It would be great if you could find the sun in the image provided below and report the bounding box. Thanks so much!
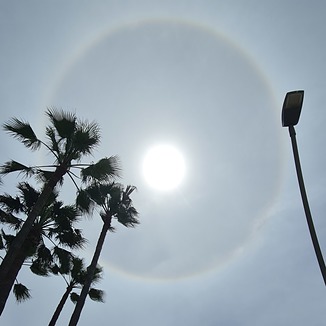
[142,144,186,191]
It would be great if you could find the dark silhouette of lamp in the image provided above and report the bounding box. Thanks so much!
[282,90,326,286]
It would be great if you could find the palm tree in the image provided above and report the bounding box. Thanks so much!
[0,182,86,314]
[0,109,120,313]
[48,256,104,326]
[68,183,139,326]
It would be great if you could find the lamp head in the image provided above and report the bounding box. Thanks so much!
[281,90,304,127]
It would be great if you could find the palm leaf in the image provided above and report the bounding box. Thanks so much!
[3,118,41,150]
[35,169,56,183]
[90,265,103,285]
[70,292,80,304]
[45,125,59,152]
[0,160,35,177]
[51,263,60,275]
[46,108,77,139]
[88,288,104,302]
[76,183,114,212]
[109,183,123,200]
[117,207,139,227]
[111,185,139,227]
[71,122,101,157]
[30,259,51,276]
[29,246,53,276]
[0,193,23,213]
[70,257,86,281]
[75,188,93,214]
[0,209,22,229]
[123,185,137,201]
[53,204,79,225]
[37,244,52,262]
[80,156,121,183]
[17,182,40,211]
[53,228,86,249]
[13,283,31,303]
[53,246,72,274]
[1,230,15,248]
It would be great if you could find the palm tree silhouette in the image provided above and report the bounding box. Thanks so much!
[48,256,104,326]
[68,182,139,326]
[0,109,120,313]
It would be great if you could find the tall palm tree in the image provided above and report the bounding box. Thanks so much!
[0,182,86,314]
[68,183,139,326]
[48,256,104,326]
[0,109,120,313]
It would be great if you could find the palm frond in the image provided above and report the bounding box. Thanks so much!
[1,230,15,248]
[35,169,56,183]
[70,121,101,158]
[17,182,40,211]
[0,160,35,177]
[76,183,115,213]
[3,118,41,150]
[51,263,60,275]
[116,206,139,228]
[29,244,53,275]
[90,265,103,285]
[13,283,31,303]
[70,292,80,304]
[88,288,105,303]
[45,109,101,164]
[108,183,124,201]
[111,185,139,228]
[52,228,86,249]
[36,244,52,262]
[75,188,94,215]
[0,194,23,213]
[0,209,22,229]
[53,246,73,274]
[70,257,86,281]
[123,185,137,200]
[80,156,121,183]
[45,125,59,148]
[30,259,51,276]
[46,108,77,139]
[53,204,79,225]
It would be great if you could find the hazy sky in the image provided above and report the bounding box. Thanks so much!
[1,1,326,325]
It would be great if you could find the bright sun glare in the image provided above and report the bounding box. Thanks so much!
[142,144,186,191]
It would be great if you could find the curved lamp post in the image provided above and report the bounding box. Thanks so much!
[282,90,326,286]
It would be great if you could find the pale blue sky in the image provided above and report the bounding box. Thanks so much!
[1,1,326,325]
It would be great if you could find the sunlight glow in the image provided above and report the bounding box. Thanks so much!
[142,144,186,191]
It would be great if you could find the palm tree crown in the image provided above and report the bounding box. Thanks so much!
[1,109,121,183]
[68,182,139,326]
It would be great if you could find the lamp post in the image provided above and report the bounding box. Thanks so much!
[282,90,326,286]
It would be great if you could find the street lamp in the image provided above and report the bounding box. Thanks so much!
[282,90,326,286]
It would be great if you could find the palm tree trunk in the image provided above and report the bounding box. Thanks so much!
[0,165,67,315]
[0,245,28,315]
[68,217,111,326]
[48,283,74,326]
